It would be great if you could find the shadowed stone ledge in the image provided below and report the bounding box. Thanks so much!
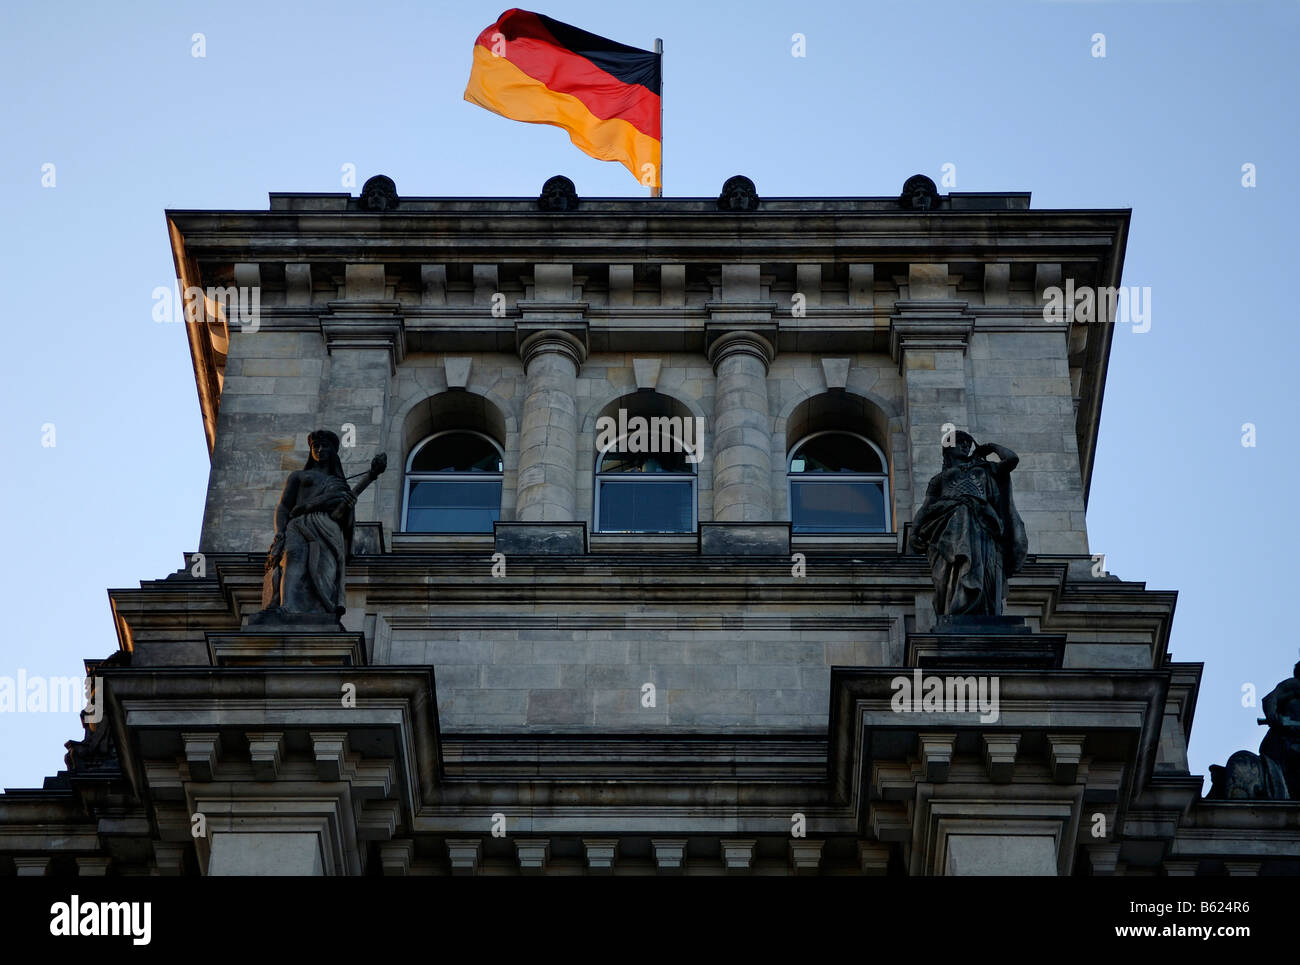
[699,522,791,557]
[494,521,587,555]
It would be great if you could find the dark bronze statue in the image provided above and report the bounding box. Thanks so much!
[910,431,1027,617]
[254,430,386,626]
[1208,664,1300,800]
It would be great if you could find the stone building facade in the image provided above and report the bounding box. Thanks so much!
[2,176,1297,875]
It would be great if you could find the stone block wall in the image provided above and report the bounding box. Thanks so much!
[200,332,328,553]
[380,615,891,732]
[968,331,1088,555]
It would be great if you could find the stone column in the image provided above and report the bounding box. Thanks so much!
[708,330,775,522]
[516,330,585,521]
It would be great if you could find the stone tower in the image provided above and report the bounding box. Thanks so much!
[2,175,1294,876]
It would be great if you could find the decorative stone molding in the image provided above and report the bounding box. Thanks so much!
[153,842,187,876]
[789,840,824,875]
[444,357,472,390]
[821,357,850,391]
[246,732,284,781]
[858,841,890,875]
[632,357,662,390]
[446,839,482,875]
[919,732,957,783]
[983,733,1022,784]
[320,300,406,372]
[721,839,757,872]
[310,732,351,782]
[1047,734,1086,784]
[583,838,618,873]
[380,839,415,876]
[652,839,687,873]
[888,300,974,371]
[516,839,550,874]
[76,856,112,876]
[182,732,221,782]
[1087,843,1123,876]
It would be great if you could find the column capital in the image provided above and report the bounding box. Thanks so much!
[706,329,775,375]
[518,328,587,373]
[320,300,406,372]
[889,300,973,371]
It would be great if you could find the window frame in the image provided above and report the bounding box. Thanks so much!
[401,429,505,533]
[786,429,891,534]
[594,433,698,534]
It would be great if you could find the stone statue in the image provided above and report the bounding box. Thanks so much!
[253,430,387,626]
[1208,663,1300,800]
[538,175,579,211]
[359,175,399,211]
[910,431,1028,617]
[717,175,760,211]
[900,174,940,211]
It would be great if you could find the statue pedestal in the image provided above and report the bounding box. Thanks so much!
[908,616,1064,669]
[244,606,342,631]
[933,614,1031,635]
[207,630,366,667]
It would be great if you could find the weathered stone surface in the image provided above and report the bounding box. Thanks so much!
[699,522,790,556]
[493,522,585,555]
[8,186,1279,879]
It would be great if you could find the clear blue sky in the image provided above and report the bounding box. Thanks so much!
[1,0,1296,789]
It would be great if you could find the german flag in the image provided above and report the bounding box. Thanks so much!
[464,9,662,188]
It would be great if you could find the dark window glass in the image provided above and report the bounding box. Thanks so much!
[410,433,503,473]
[404,432,504,533]
[598,448,693,474]
[789,434,883,474]
[598,479,693,532]
[789,479,886,533]
[406,479,502,533]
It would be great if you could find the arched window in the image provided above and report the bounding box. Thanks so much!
[787,431,889,533]
[595,439,696,533]
[402,430,504,533]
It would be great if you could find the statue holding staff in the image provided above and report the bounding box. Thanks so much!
[255,429,386,625]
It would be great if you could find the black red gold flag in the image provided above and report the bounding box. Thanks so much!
[465,9,662,188]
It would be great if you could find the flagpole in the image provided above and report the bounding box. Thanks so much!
[652,37,663,198]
